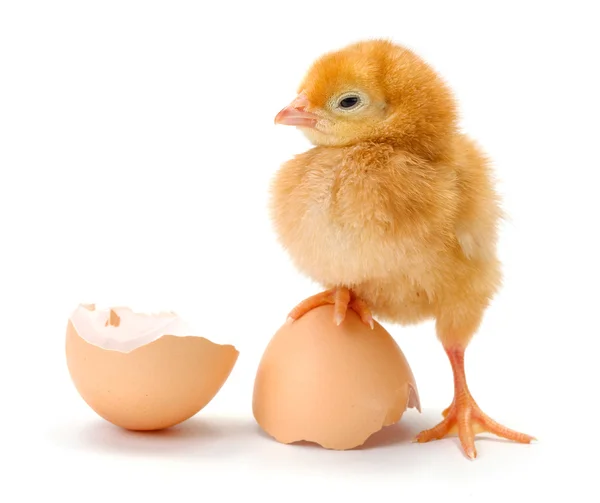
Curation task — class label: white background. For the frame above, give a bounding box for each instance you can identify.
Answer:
[1,0,599,501]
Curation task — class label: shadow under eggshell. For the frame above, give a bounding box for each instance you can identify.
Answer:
[252,304,420,450]
[66,320,239,431]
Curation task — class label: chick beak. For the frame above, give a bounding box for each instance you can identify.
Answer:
[274,93,318,128]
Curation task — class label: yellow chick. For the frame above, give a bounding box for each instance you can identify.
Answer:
[269,39,534,459]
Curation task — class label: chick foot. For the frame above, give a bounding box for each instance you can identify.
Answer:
[286,286,374,329]
[414,348,535,459]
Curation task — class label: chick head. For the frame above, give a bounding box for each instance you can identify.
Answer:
[275,39,458,159]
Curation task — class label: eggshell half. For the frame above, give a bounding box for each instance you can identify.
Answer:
[66,304,239,431]
[252,304,420,450]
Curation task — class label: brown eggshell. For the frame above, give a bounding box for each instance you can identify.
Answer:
[66,305,238,431]
[252,304,420,450]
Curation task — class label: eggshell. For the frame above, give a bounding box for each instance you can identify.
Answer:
[66,304,238,431]
[252,304,420,450]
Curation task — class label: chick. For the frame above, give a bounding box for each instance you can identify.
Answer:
[270,39,534,459]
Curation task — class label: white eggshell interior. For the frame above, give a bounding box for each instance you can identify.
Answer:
[69,304,195,353]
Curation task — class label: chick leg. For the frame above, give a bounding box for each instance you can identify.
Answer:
[287,286,374,329]
[415,346,535,459]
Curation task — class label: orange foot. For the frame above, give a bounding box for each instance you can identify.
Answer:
[286,286,374,329]
[415,348,536,459]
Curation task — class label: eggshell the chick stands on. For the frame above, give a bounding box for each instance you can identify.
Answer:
[66,304,239,431]
[252,304,420,450]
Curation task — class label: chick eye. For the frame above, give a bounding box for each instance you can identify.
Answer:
[338,95,360,109]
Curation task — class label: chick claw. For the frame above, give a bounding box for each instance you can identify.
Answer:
[286,286,374,329]
[415,395,536,459]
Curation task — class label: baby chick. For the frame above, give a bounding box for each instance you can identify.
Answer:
[270,39,534,459]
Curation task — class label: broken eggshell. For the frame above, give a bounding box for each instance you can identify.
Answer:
[252,304,420,450]
[65,303,239,431]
